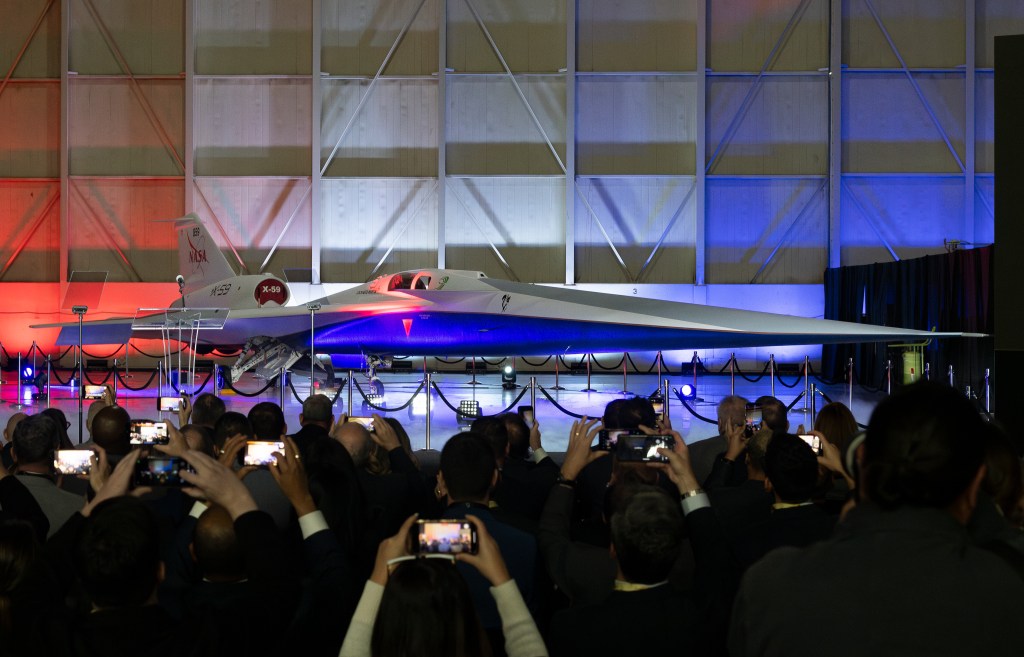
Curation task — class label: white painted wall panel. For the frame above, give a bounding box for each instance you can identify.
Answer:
[706,178,827,284]
[577,76,697,175]
[195,79,311,176]
[195,0,311,75]
[321,0,439,76]
[193,177,312,276]
[577,0,696,72]
[575,176,696,284]
[707,76,828,175]
[447,76,565,175]
[0,83,59,177]
[709,0,828,71]
[445,177,564,281]
[843,0,963,69]
[447,0,565,73]
[69,79,183,176]
[321,80,438,177]
[320,178,438,280]
[67,179,183,281]
[69,0,183,75]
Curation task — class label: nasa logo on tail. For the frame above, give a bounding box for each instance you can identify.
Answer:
[186,228,209,276]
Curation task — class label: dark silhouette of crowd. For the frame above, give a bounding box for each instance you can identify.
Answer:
[0,380,1021,657]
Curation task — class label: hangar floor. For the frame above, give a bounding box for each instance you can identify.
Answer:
[2,368,891,451]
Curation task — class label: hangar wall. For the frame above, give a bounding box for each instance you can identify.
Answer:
[0,0,1019,351]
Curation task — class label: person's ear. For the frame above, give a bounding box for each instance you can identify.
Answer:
[10,447,18,464]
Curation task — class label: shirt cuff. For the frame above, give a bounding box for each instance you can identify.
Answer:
[680,492,710,514]
[531,448,549,463]
[189,501,208,519]
[298,510,329,539]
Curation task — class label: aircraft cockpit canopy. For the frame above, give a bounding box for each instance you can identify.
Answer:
[373,271,433,292]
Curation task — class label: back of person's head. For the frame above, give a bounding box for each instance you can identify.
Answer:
[718,395,749,432]
[746,427,774,475]
[297,434,365,558]
[755,396,788,434]
[439,432,496,503]
[610,486,684,584]
[248,402,286,441]
[12,415,59,467]
[501,413,530,460]
[181,424,215,457]
[213,411,252,450]
[764,433,819,503]
[372,558,490,657]
[865,381,985,510]
[192,505,243,581]
[979,421,1023,519]
[190,393,226,428]
[2,413,26,445]
[86,400,109,436]
[335,421,372,468]
[603,397,657,430]
[39,408,73,450]
[301,394,333,427]
[0,520,39,636]
[814,402,859,456]
[74,497,160,608]
[469,416,508,463]
[90,405,132,456]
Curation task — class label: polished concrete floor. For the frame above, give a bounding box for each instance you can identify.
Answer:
[0,366,890,451]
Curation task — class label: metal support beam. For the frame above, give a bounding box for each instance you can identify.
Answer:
[0,189,60,279]
[184,0,195,215]
[192,182,250,274]
[368,181,439,278]
[828,0,842,268]
[841,179,900,262]
[448,181,520,281]
[438,0,448,269]
[636,181,696,283]
[750,179,828,283]
[564,0,576,285]
[311,0,323,285]
[259,181,313,274]
[695,0,708,285]
[69,181,144,280]
[60,0,70,287]
[964,0,976,245]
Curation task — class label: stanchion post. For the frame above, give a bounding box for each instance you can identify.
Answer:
[582,354,596,392]
[213,364,221,396]
[656,351,663,391]
[111,358,118,400]
[552,355,565,391]
[730,353,736,396]
[810,383,817,423]
[424,372,432,451]
[278,367,287,408]
[886,359,892,395]
[802,355,810,412]
[691,352,698,398]
[470,356,479,386]
[769,354,776,398]
[621,353,629,395]
[985,368,991,413]
[157,360,163,398]
[662,378,670,424]
[347,370,354,415]
[948,365,954,387]
[847,357,854,409]
[46,357,52,407]
[530,376,536,413]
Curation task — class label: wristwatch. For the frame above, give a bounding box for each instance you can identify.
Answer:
[681,488,705,499]
[556,473,577,489]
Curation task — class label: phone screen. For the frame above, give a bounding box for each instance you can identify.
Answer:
[83,385,105,400]
[518,405,535,428]
[346,416,375,432]
[129,421,169,445]
[55,450,93,475]
[158,396,183,412]
[133,456,193,486]
[598,429,627,451]
[244,441,284,467]
[415,520,478,555]
[616,434,674,463]
[799,434,823,455]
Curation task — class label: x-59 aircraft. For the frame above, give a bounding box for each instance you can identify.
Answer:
[39,215,971,382]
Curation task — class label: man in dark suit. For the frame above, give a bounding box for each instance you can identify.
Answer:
[708,426,774,544]
[731,383,1024,657]
[687,395,747,485]
[733,433,835,570]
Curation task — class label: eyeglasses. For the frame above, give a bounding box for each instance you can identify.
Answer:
[386,554,456,575]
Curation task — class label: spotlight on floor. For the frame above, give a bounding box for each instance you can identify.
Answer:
[501,363,517,390]
[20,365,34,384]
[458,399,481,426]
[678,383,697,401]
[362,393,385,411]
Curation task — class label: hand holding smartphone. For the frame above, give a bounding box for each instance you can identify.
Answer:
[129,420,170,445]
[55,450,93,475]
[414,520,479,555]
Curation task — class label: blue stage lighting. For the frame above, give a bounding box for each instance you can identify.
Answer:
[501,363,517,390]
[20,365,34,383]
[679,383,697,400]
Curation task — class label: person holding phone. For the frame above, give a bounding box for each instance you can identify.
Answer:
[340,514,547,657]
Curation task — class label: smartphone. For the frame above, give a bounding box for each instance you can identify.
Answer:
[129,420,170,445]
[616,433,675,463]
[518,405,535,428]
[598,429,627,451]
[799,434,823,456]
[346,416,375,432]
[54,449,93,475]
[414,520,478,555]
[157,396,183,412]
[133,456,194,486]
[244,440,284,467]
[745,407,763,435]
[83,385,105,400]
[651,399,665,424]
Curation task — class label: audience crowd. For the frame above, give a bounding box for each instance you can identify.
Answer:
[0,379,1021,657]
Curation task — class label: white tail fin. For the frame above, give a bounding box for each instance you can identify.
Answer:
[175,213,237,292]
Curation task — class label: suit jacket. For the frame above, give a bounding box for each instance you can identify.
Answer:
[730,504,1024,657]
[494,454,559,523]
[15,473,83,538]
[688,433,727,486]
[708,478,773,542]
[549,585,701,657]
[443,503,538,630]
[732,503,835,570]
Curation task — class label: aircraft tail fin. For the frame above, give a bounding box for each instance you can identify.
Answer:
[175,213,237,292]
